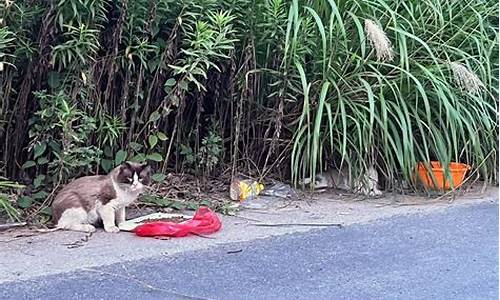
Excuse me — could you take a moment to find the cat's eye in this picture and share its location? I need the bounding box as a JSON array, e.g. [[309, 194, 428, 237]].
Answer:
[[127, 177, 133, 182], [138, 178, 143, 182]]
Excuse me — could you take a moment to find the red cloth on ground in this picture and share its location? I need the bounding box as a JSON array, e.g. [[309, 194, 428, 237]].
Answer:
[[134, 206, 222, 237]]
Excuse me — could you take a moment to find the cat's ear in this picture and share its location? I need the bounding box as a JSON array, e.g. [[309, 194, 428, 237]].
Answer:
[[141, 163, 152, 174], [121, 161, 132, 170]]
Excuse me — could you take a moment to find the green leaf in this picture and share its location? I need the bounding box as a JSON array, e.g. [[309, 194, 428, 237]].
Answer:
[[115, 150, 128, 165], [101, 159, 113, 172], [187, 202, 198, 210], [140, 194, 161, 205], [157, 132, 168, 141], [48, 141, 61, 153], [34, 175, 45, 188], [148, 111, 160, 123], [40, 207, 52, 216], [164, 85, 173, 94], [178, 80, 188, 91], [148, 58, 160, 71], [169, 201, 186, 210], [164, 78, 176, 87], [17, 196, 33, 209], [37, 157, 49, 165], [146, 153, 163, 162], [22, 161, 36, 169], [148, 135, 158, 148], [129, 142, 143, 152], [103, 146, 113, 157], [32, 191, 48, 200], [33, 143, 47, 159], [47, 72, 61, 89], [131, 153, 146, 163], [199, 199, 212, 207], [151, 173, 167, 182]]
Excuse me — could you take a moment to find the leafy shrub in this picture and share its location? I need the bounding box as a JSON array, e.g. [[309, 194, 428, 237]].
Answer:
[[0, 0, 496, 204], [24, 91, 102, 184], [0, 177, 24, 221]]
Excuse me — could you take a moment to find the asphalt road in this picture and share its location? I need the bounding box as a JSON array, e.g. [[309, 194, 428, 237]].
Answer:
[[1, 201, 497, 300]]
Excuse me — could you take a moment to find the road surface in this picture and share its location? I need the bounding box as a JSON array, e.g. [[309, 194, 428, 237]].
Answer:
[[0, 200, 497, 300]]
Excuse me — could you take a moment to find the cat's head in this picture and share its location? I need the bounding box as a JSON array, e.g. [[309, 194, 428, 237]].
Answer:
[[115, 161, 152, 192]]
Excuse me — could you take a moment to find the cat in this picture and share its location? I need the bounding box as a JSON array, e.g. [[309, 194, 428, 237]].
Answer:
[[301, 164, 382, 196], [51, 161, 151, 233]]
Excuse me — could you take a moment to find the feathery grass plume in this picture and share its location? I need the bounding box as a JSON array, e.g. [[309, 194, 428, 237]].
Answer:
[[448, 61, 485, 94], [364, 19, 394, 62]]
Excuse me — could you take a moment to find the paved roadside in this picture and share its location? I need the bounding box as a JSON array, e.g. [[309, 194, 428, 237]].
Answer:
[[0, 187, 497, 285], [0, 199, 498, 300]]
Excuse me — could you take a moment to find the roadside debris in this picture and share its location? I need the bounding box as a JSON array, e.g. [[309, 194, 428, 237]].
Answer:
[[240, 196, 277, 210], [261, 182, 296, 199], [227, 249, 243, 254], [250, 222, 342, 228], [231, 179, 302, 210], [118, 212, 193, 231], [230, 179, 264, 201], [61, 232, 93, 249], [133, 206, 222, 238]]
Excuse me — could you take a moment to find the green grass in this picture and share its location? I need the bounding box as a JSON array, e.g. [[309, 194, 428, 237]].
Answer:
[[288, 0, 498, 189], [0, 177, 24, 221], [0, 0, 497, 208]]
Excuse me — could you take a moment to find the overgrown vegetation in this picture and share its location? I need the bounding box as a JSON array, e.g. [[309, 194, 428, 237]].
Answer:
[[0, 0, 498, 219], [0, 177, 24, 221]]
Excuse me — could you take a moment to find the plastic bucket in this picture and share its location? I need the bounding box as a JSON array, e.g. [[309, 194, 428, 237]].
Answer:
[[416, 161, 471, 190]]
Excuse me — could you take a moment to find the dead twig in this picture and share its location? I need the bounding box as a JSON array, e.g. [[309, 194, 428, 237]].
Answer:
[[61, 232, 93, 249], [153, 236, 171, 240], [27, 182, 60, 220], [0, 233, 38, 243], [0, 222, 27, 232], [191, 233, 217, 239], [227, 249, 243, 254], [230, 215, 263, 222]]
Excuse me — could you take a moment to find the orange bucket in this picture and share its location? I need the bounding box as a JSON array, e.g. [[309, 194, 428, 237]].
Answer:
[[416, 161, 471, 190]]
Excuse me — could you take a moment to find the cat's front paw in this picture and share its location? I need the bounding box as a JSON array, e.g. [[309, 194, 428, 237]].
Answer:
[[369, 189, 383, 196], [104, 225, 120, 233], [83, 224, 97, 233]]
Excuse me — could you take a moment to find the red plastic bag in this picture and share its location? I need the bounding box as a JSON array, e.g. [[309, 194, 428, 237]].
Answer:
[[134, 206, 222, 238]]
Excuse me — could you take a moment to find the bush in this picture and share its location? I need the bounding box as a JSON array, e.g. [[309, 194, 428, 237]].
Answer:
[[0, 0, 497, 199]]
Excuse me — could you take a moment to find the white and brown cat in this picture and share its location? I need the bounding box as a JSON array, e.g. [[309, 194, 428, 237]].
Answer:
[[51, 162, 151, 233], [302, 164, 382, 196]]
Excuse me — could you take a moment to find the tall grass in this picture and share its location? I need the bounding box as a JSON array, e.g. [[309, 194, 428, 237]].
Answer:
[[0, 0, 497, 208], [289, 0, 498, 189], [0, 177, 24, 221]]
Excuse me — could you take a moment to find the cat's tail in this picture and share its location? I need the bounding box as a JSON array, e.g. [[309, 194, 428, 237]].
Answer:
[[0, 222, 62, 233], [34, 227, 61, 233], [0, 222, 27, 232]]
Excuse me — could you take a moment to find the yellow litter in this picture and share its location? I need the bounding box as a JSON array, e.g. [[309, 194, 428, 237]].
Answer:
[[229, 179, 264, 202]]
